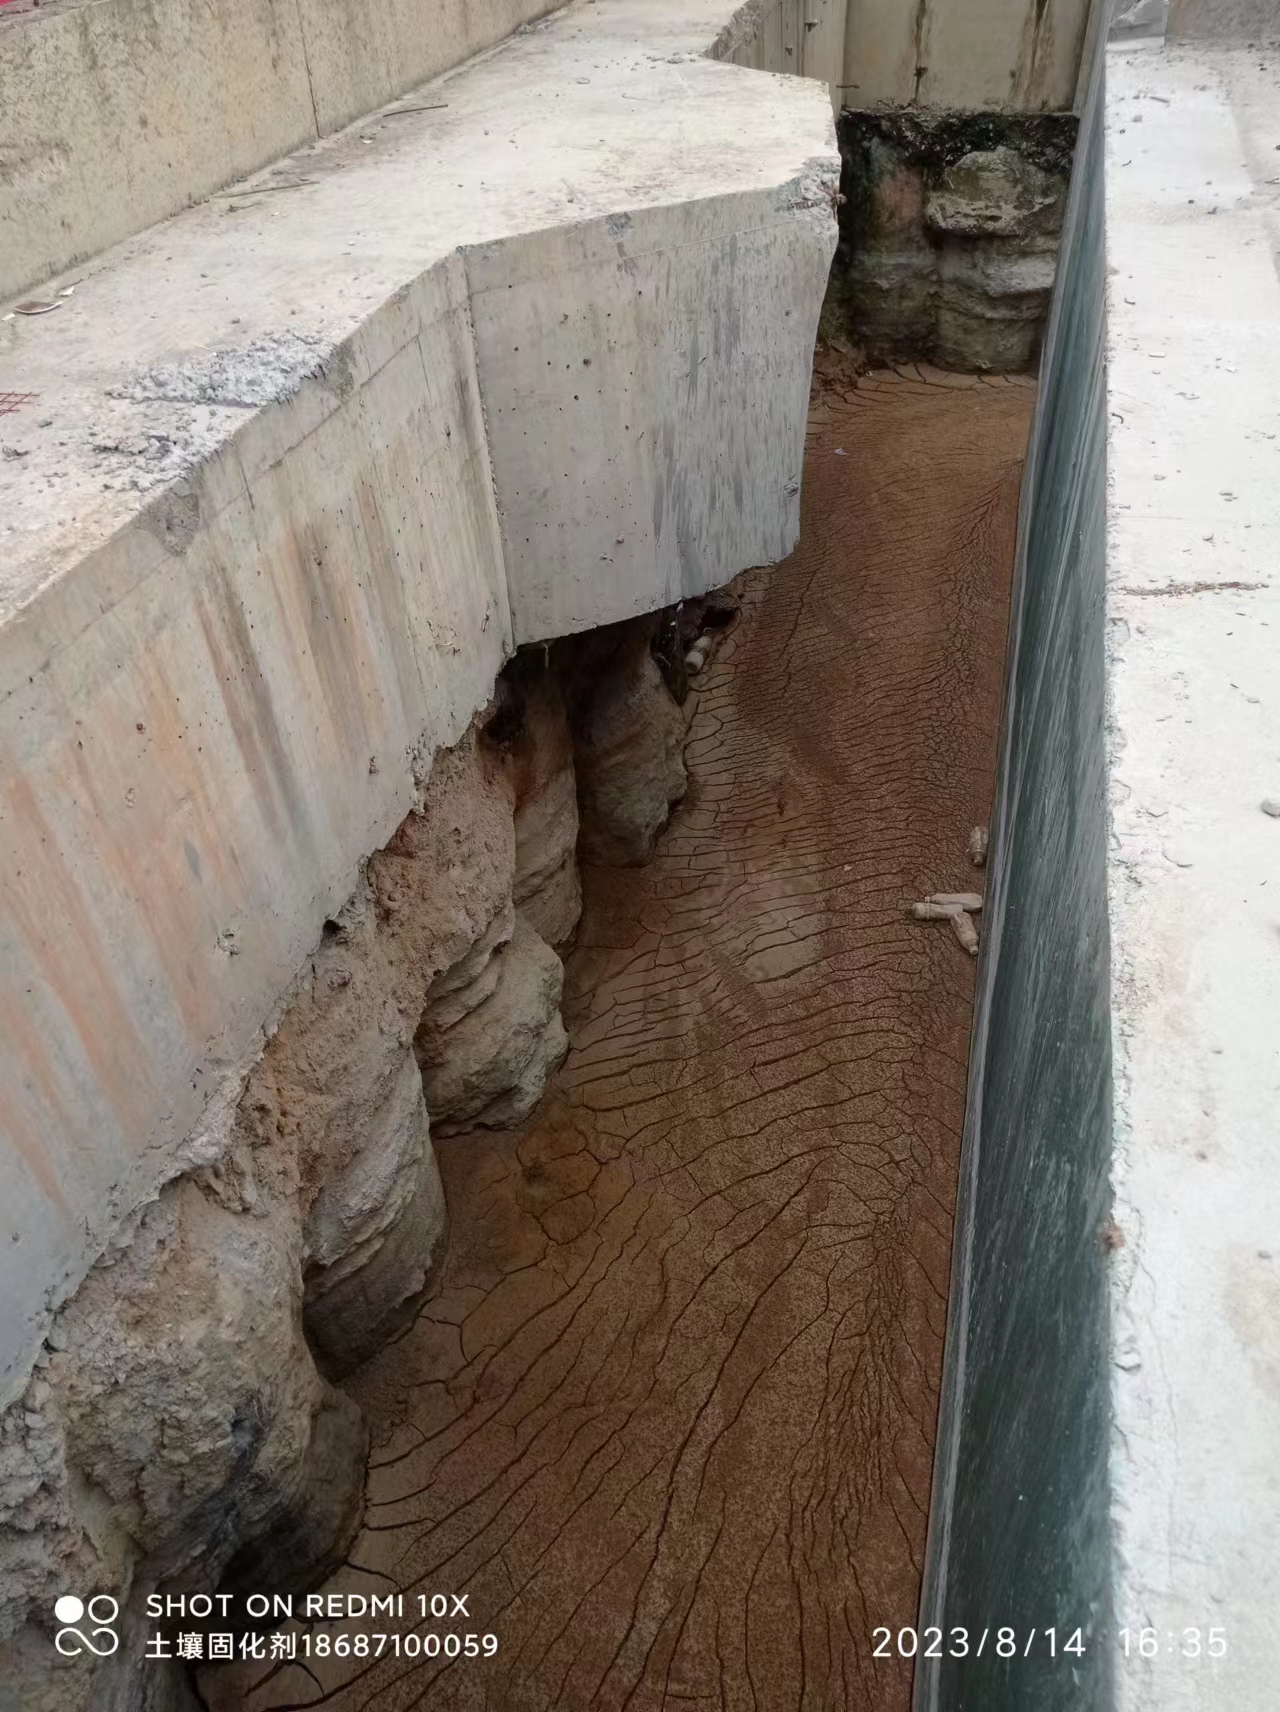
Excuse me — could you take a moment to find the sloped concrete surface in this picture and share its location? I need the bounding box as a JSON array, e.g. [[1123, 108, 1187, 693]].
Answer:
[[0, 0, 837, 1408]]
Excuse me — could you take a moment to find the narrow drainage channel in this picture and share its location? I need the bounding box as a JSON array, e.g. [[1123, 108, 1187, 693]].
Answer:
[[213, 361, 1034, 1712]]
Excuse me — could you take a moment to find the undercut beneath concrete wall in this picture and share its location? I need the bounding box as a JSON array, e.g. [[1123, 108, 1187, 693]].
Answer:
[[167, 357, 1031, 1712], [0, 610, 704, 1711]]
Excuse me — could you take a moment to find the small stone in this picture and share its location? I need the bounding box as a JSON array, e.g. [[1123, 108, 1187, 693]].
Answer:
[[1261, 798, 1280, 817]]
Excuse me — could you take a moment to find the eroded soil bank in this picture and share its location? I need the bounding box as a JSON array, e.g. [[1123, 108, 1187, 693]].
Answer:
[[219, 364, 1033, 1712]]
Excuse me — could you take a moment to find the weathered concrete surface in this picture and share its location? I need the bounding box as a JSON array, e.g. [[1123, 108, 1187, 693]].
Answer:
[[0, 0, 837, 1412], [841, 0, 1095, 110], [1106, 38, 1280, 1709], [207, 363, 1033, 1712], [712, 0, 849, 106], [0, 0, 557, 302]]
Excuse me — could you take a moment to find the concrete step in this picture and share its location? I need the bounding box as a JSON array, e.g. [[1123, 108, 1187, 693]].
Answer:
[[0, 0, 558, 304]]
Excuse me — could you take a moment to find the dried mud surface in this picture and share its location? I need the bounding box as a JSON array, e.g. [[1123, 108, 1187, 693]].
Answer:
[[227, 365, 1033, 1712]]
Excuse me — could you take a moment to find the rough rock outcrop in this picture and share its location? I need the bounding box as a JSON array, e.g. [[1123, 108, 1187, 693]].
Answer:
[[825, 112, 1077, 372], [509, 668, 583, 950], [416, 917, 569, 1134], [0, 1177, 366, 1712], [568, 617, 688, 866], [235, 727, 517, 1357], [0, 622, 690, 1709], [303, 1053, 448, 1377], [925, 146, 1066, 239]]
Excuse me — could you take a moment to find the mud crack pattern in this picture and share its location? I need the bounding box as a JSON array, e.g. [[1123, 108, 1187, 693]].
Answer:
[[219, 365, 1032, 1712]]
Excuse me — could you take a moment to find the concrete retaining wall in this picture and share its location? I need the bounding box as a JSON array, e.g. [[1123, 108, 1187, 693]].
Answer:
[[1, 0, 1104, 307], [841, 0, 1096, 110], [0, 0, 839, 1413], [0, 0, 556, 302]]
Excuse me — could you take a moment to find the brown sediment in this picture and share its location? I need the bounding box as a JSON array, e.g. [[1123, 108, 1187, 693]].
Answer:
[[224, 362, 1033, 1712]]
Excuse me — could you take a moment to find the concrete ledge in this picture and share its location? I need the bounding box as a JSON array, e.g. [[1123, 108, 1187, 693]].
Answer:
[[0, 0, 837, 1406], [0, 0, 557, 302], [1106, 37, 1280, 1708]]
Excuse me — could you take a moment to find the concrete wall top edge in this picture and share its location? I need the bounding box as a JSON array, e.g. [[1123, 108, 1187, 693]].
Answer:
[[0, 0, 562, 303]]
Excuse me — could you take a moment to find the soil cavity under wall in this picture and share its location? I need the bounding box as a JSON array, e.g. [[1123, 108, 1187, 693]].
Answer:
[[208, 360, 1034, 1712], [825, 111, 1079, 373], [0, 608, 688, 1712]]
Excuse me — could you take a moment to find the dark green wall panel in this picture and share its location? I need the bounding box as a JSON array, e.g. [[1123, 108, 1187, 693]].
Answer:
[[914, 26, 1113, 1712]]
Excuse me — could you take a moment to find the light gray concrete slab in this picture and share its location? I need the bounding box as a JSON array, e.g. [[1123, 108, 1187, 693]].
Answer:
[[1106, 36, 1280, 1708], [0, 0, 558, 302]]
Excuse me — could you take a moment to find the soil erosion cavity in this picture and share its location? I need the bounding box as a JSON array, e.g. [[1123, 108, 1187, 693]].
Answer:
[[219, 364, 1034, 1712]]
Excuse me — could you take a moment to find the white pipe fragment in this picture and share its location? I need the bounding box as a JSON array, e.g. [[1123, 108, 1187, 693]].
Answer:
[[950, 910, 979, 955]]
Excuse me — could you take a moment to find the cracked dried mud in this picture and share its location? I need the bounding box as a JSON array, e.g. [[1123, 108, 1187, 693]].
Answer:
[[218, 364, 1033, 1712]]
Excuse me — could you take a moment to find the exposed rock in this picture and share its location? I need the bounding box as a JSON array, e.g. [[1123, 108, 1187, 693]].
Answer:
[[418, 901, 515, 1031], [926, 147, 1066, 239], [517, 840, 581, 951], [237, 725, 516, 1367], [53, 1180, 365, 1588], [416, 918, 569, 1134], [0, 621, 691, 1706], [570, 617, 687, 866], [937, 242, 1060, 370], [218, 1385, 366, 1597], [509, 670, 582, 950], [303, 1053, 448, 1378], [827, 111, 1076, 372], [0, 1177, 366, 1710]]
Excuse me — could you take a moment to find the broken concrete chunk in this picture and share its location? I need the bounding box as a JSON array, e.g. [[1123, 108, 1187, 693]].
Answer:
[[929, 891, 983, 911], [969, 825, 989, 865]]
